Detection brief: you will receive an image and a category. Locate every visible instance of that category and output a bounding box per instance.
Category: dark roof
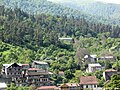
[80,76,98,85]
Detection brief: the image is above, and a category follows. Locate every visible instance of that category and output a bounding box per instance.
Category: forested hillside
[49,0,120,25]
[0,5,120,64]
[1,0,86,18]
[1,0,120,25]
[0,5,120,86]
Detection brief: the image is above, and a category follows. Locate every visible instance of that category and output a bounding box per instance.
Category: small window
[86,85,88,88]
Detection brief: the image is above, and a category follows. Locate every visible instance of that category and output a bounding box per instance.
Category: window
[86,85,88,88]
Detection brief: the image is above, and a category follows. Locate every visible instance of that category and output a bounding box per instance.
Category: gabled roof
[3,63,22,68]
[80,76,98,85]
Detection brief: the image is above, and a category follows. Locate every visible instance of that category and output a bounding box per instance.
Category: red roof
[28,68,40,70]
[37,86,57,90]
[80,76,98,85]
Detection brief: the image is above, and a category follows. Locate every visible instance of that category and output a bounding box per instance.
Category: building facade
[86,63,102,72]
[80,76,98,89]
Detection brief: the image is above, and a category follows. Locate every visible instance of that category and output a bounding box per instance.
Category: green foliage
[104,75,120,89]
[2,0,120,25]
[64,70,75,80]
[112,60,120,71]
[53,0,120,25]
[70,70,83,83]
[0,41,34,64]
[6,83,30,90]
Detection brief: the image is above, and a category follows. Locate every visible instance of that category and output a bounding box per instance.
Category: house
[84,55,97,63]
[60,83,80,90]
[32,61,49,70]
[1,63,27,86]
[0,83,7,90]
[80,76,98,89]
[37,86,59,90]
[1,62,53,87]
[86,63,102,72]
[103,69,117,81]
[25,68,51,87]
[1,63,22,81]
[99,55,114,61]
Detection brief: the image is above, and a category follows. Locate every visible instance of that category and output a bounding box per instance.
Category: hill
[1,0,120,25]
[48,0,120,25]
[0,5,120,86]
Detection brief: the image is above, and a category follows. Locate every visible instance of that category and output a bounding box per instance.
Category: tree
[64,70,74,80]
[75,48,89,68]
[105,75,120,89]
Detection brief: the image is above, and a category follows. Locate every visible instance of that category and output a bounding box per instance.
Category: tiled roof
[105,69,117,72]
[37,86,57,90]
[80,76,98,85]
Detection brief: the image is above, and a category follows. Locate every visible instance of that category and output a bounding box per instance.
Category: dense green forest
[1,0,120,25]
[49,0,120,25]
[0,5,120,86]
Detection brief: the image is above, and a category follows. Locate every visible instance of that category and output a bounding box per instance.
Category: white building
[0,83,7,90]
[87,63,102,72]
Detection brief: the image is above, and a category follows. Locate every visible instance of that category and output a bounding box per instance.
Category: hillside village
[0,0,120,89]
[0,54,120,90]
